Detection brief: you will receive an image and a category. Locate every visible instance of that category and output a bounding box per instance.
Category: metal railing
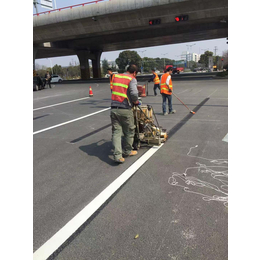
[33,0,110,16]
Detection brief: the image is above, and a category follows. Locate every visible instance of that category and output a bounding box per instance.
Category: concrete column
[91,50,102,79]
[75,50,91,80]
[33,46,38,71]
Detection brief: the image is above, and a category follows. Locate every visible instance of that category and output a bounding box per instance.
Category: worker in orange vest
[148,69,160,96]
[107,68,115,92]
[110,64,140,164]
[160,67,176,115]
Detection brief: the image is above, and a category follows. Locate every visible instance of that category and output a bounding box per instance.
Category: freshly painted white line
[33,97,90,111]
[33,144,164,260]
[33,108,111,135]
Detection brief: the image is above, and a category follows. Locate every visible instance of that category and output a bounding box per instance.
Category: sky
[33,0,228,68]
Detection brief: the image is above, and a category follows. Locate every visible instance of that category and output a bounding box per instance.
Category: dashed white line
[33,144,164,260]
[33,107,111,135]
[176,89,189,95]
[33,97,90,111]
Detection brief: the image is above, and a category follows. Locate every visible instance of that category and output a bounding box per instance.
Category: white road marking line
[33,108,111,135]
[222,133,228,142]
[33,144,164,260]
[193,89,202,95]
[176,89,189,95]
[208,89,218,97]
[33,97,90,111]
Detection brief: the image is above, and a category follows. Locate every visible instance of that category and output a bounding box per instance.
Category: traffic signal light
[175,15,189,22]
[149,19,161,25]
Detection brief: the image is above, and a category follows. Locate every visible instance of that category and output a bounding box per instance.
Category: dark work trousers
[153,84,160,96]
[46,79,52,88]
[161,93,173,113]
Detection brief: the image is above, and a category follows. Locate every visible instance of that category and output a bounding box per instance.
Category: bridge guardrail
[33,0,110,16]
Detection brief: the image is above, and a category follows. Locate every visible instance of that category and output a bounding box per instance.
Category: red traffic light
[175,15,189,22]
[149,19,161,26]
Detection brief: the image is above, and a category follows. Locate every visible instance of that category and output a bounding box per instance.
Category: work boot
[129,150,138,156]
[169,110,176,114]
[163,112,168,116]
[115,158,125,164]
[123,150,138,157]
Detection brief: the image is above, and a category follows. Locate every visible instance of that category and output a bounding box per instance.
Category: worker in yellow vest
[107,68,115,92]
[148,69,160,96]
[160,67,176,115]
[110,64,140,163]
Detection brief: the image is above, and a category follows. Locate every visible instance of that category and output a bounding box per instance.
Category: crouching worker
[110,64,140,164]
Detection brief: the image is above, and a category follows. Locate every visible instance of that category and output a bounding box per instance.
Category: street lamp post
[138,50,146,74]
[161,53,168,69]
[46,58,53,74]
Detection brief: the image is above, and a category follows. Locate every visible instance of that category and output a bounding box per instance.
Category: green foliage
[199,51,213,67]
[115,50,142,72]
[102,59,109,76]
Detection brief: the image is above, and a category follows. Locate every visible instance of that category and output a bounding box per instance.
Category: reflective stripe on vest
[160,73,172,95]
[111,73,134,102]
[153,72,160,84]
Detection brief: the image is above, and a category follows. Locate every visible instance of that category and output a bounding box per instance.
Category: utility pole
[33,0,38,14]
[161,53,168,69]
[214,46,218,56]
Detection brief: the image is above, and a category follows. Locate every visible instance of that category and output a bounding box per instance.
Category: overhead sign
[173,60,185,65]
[41,0,53,10]
[208,56,213,69]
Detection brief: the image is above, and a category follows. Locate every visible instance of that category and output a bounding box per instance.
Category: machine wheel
[133,140,140,150]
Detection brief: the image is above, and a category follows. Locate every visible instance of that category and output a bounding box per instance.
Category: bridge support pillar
[75,50,91,80]
[33,46,38,71]
[91,50,102,79]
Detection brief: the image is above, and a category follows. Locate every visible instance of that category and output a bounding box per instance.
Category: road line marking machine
[133,100,168,150]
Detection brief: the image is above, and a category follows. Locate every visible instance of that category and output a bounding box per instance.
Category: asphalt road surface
[33,78,228,260]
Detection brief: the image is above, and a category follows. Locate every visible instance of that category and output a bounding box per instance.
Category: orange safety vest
[160,73,173,95]
[111,73,134,102]
[110,74,115,90]
[153,72,160,84]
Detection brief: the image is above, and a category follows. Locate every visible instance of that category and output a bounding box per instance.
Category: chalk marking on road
[33,97,90,111]
[168,145,228,207]
[33,144,164,260]
[33,107,111,135]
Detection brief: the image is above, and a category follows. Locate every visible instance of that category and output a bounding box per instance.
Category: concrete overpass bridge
[33,0,228,78]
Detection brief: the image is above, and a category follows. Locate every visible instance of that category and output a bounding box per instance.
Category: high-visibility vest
[110,74,115,90]
[153,72,160,84]
[160,73,172,95]
[111,73,134,102]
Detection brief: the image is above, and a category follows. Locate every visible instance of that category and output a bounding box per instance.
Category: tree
[199,51,213,67]
[115,50,142,72]
[52,64,63,75]
[102,59,109,76]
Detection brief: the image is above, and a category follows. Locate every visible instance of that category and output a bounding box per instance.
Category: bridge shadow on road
[79,139,117,166]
